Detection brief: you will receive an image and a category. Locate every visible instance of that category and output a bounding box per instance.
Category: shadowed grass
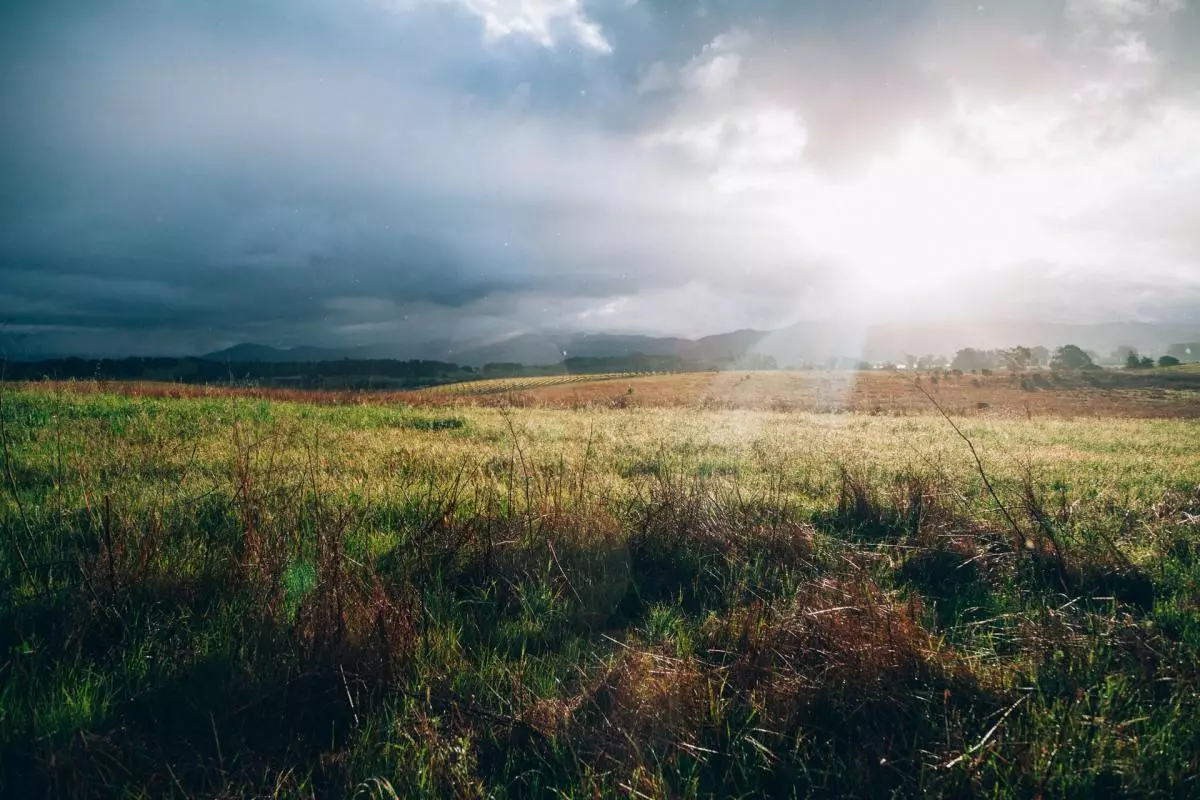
[1,386,1199,797]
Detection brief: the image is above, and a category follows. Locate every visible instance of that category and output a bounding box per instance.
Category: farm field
[2,384,1200,797]
[410,367,1200,419]
[415,372,643,396]
[21,366,1200,419]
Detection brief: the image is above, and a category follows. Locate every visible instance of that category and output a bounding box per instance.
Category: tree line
[950,344,1184,373]
[2,343,1189,390]
[0,357,479,389]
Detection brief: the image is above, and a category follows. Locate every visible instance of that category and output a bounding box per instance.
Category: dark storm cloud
[2,0,1199,355]
[0,3,642,347]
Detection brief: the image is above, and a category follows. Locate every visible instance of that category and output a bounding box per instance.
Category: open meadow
[2,378,1200,797]
[26,365,1200,419]
[407,366,1200,418]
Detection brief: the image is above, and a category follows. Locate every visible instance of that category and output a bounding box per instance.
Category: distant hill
[11,318,1199,366]
[202,331,775,368]
[425,321,1200,368]
[203,343,366,363]
[441,330,771,366]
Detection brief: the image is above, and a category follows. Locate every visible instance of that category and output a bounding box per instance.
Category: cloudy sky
[2,0,1199,355]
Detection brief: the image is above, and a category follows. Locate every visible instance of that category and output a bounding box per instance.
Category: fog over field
[3,0,1200,358]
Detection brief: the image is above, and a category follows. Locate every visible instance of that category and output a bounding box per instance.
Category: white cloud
[637,61,674,94]
[434,0,612,52]
[641,117,726,161]
[709,108,808,192]
[1066,0,1181,73]
[682,28,749,93]
[576,296,628,320]
[1067,0,1184,26]
[685,51,741,92]
[1110,30,1154,64]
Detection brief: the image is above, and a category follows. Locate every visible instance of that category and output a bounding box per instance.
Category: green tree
[952,348,999,372]
[1158,355,1181,367]
[1126,350,1143,369]
[1051,344,1095,370]
[1001,346,1033,371]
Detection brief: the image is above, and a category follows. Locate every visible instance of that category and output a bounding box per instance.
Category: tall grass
[1,386,1198,797]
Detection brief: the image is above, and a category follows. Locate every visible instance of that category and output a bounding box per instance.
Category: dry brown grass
[516,575,979,796]
[20,367,1200,418]
[410,370,1200,418]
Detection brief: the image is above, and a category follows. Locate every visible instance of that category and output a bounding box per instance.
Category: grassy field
[2,382,1200,797]
[22,365,1200,419]
[415,372,644,397]
[408,367,1200,418]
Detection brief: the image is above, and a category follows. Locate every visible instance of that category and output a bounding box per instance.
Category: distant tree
[1051,344,1095,370]
[952,348,1000,372]
[1115,345,1138,364]
[1126,350,1143,369]
[483,362,524,374]
[1001,346,1033,371]
[951,348,975,372]
[1030,345,1050,367]
[1158,355,1181,367]
[734,353,777,370]
[916,354,947,370]
[1139,356,1154,368]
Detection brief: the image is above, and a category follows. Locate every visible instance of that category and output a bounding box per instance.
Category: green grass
[2,386,1199,797]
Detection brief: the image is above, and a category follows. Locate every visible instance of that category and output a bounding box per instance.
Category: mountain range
[198,320,1200,367]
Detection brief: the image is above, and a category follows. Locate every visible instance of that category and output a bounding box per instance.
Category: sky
[1,0,1199,356]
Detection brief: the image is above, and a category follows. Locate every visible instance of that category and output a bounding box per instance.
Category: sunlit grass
[2,385,1199,796]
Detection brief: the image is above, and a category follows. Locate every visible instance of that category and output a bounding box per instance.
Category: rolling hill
[200,320,1200,367]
